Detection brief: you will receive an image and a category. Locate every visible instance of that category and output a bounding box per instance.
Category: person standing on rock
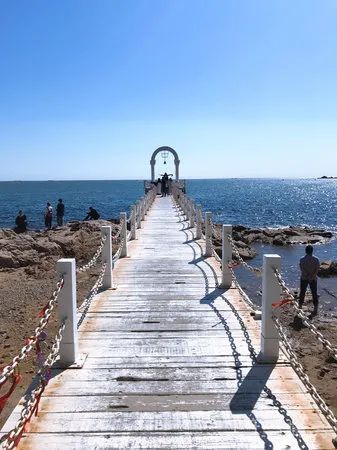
[56,198,65,226]
[299,245,320,315]
[44,202,53,229]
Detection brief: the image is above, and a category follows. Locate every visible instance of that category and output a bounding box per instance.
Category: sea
[1,179,337,313]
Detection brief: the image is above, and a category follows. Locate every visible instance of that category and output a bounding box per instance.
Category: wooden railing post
[101,226,112,289]
[57,258,78,367]
[141,197,145,221]
[120,212,128,257]
[189,200,195,228]
[131,205,136,240]
[221,225,232,288]
[260,254,281,363]
[205,212,212,257]
[136,201,141,229]
[196,205,203,239]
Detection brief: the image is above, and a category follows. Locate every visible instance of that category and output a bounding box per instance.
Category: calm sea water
[1,178,337,230]
[1,178,337,312]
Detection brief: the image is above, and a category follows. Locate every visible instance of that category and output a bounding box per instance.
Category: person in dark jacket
[56,199,65,226]
[299,245,320,315]
[84,207,100,220]
[15,210,27,233]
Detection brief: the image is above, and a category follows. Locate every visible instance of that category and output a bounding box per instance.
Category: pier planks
[1,196,335,449]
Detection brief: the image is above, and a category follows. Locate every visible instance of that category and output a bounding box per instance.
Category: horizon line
[0,176,329,182]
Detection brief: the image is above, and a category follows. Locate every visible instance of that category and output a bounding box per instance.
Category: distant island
[318,175,337,179]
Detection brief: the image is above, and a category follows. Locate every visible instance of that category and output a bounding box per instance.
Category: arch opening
[150,146,180,181]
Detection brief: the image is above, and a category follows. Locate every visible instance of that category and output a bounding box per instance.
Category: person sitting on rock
[84,207,100,221]
[299,244,320,315]
[15,210,27,233]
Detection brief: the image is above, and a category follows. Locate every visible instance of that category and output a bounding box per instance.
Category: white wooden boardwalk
[2,196,336,449]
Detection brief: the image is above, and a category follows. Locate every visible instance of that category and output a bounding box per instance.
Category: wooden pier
[1,196,336,449]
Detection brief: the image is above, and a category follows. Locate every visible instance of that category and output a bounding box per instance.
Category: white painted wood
[136,200,141,229]
[196,205,202,239]
[101,225,112,289]
[56,258,79,366]
[261,254,281,363]
[205,211,212,256]
[2,197,335,450]
[10,431,335,450]
[120,212,128,257]
[130,205,136,240]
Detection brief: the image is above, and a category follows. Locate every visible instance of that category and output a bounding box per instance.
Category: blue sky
[1,0,337,180]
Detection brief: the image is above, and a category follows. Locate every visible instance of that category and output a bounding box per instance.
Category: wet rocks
[318,261,337,278]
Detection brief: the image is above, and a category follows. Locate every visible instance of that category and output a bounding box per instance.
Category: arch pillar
[175,159,180,181]
[151,159,156,182]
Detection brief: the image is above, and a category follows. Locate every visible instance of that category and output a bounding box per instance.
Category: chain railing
[0,321,66,450]
[0,278,64,386]
[0,187,158,444]
[230,267,260,312]
[77,263,107,328]
[227,235,262,275]
[272,313,337,437]
[273,268,337,359]
[112,221,123,242]
[76,235,106,273]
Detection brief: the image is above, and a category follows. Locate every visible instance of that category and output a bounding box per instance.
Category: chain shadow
[177,214,309,449]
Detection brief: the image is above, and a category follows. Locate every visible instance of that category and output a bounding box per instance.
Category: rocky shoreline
[213,224,337,276]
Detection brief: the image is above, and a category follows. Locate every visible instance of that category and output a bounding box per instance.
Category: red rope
[0,370,22,413]
[272,297,293,308]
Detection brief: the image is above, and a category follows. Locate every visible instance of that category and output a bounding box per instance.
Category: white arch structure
[150,146,180,181]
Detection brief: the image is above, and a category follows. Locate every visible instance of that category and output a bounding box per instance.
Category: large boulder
[318,261,337,277]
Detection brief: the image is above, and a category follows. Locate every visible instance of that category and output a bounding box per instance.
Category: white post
[196,205,202,239]
[141,197,145,221]
[136,201,141,229]
[205,212,212,257]
[57,258,78,366]
[120,212,128,257]
[260,254,281,363]
[101,226,112,289]
[131,205,136,240]
[221,225,232,288]
[189,201,195,228]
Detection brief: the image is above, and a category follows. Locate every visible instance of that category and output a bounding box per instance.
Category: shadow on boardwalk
[181,220,309,450]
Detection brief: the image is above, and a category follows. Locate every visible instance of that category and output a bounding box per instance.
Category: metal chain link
[230,267,260,311]
[272,314,337,436]
[76,235,106,273]
[112,237,125,262]
[112,220,124,242]
[227,235,262,276]
[0,278,64,385]
[77,263,107,328]
[0,321,66,450]
[273,269,337,359]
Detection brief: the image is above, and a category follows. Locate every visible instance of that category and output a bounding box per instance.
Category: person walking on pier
[299,245,320,315]
[44,202,53,230]
[84,207,100,220]
[14,210,27,233]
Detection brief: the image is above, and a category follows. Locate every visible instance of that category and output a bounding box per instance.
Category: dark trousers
[45,216,52,229]
[57,215,63,226]
[299,278,318,307]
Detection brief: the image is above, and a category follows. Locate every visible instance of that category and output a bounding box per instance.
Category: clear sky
[1,0,337,180]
